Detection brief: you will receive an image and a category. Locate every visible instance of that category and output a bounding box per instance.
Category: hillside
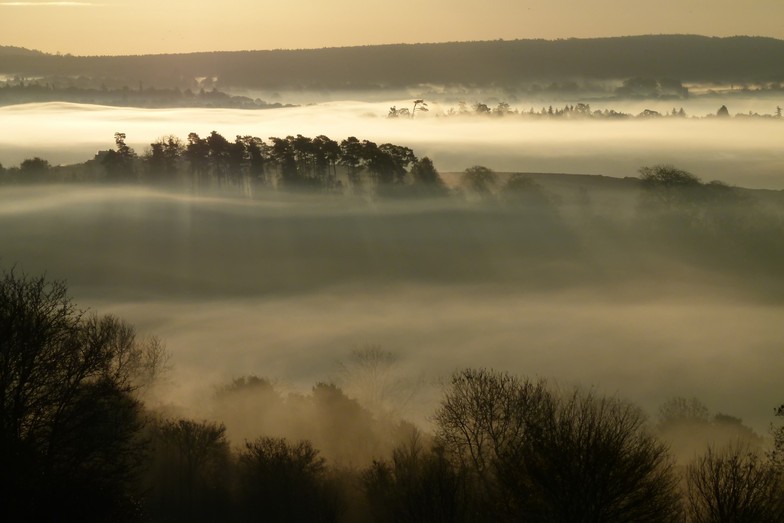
[1,35,783,90]
[0,45,43,57]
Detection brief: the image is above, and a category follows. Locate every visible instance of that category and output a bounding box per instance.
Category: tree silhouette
[434,369,681,522]
[410,157,447,196]
[269,136,299,187]
[102,132,137,181]
[411,99,428,118]
[0,269,165,521]
[500,173,552,208]
[237,437,342,522]
[206,130,231,187]
[461,165,498,198]
[658,396,711,427]
[237,135,270,185]
[686,443,784,523]
[145,418,231,522]
[313,135,341,188]
[146,135,183,182]
[18,156,51,182]
[339,136,365,189]
[638,164,703,209]
[364,431,476,523]
[184,132,210,189]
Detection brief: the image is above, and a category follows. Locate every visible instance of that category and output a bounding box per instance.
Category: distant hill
[0,45,43,57]
[1,35,783,90]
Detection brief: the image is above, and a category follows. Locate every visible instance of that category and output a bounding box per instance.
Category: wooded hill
[2,35,784,90]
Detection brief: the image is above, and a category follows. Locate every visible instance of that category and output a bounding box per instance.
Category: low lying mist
[2,183,782,435]
[1,100,783,188]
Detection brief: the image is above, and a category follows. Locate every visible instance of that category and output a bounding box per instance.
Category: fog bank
[2,184,782,432]
[1,101,783,188]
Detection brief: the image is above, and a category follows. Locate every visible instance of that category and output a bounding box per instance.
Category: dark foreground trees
[144,418,232,522]
[237,436,343,523]
[0,269,165,521]
[364,432,475,523]
[433,369,682,522]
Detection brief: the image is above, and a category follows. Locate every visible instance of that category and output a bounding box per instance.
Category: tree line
[395,100,783,120]
[0,131,449,198]
[2,269,783,522]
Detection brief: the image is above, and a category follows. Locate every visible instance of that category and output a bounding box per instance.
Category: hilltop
[1,35,783,90]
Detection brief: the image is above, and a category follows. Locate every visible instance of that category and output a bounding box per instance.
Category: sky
[0,0,783,55]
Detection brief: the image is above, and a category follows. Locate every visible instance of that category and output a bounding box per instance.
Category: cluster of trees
[0,132,449,198]
[0,131,446,198]
[634,164,775,239]
[0,134,550,207]
[429,100,782,120]
[3,269,784,522]
[458,166,555,212]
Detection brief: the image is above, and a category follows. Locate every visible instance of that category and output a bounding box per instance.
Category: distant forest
[2,35,784,91]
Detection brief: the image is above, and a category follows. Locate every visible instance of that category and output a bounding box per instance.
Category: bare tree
[335,345,412,414]
[363,430,476,523]
[686,442,784,523]
[237,436,342,522]
[516,389,681,523]
[0,268,166,520]
[145,418,231,521]
[434,369,681,522]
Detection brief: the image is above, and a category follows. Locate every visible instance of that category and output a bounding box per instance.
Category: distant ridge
[1,35,783,89]
[0,45,43,57]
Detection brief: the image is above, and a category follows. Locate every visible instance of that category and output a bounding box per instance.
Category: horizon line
[2,33,780,59]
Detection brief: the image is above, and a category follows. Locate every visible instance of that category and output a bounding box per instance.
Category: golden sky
[1,0,783,55]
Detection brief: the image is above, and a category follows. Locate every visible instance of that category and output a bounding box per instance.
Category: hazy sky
[1,0,782,55]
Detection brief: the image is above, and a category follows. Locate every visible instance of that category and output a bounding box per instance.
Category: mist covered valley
[2,87,784,430]
[3,41,784,521]
[2,165,783,433]
[2,98,784,188]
